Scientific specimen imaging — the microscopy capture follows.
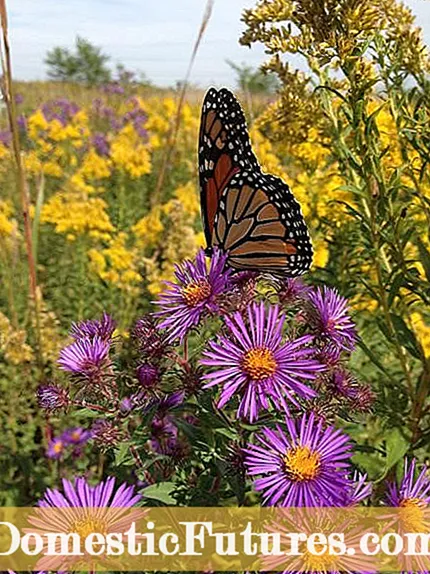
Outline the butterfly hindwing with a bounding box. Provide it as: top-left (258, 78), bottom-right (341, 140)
top-left (212, 171), bottom-right (313, 276)
top-left (198, 88), bottom-right (259, 247)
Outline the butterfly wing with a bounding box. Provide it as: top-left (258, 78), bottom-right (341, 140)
top-left (212, 170), bottom-right (313, 276)
top-left (198, 87), bottom-right (313, 276)
top-left (198, 87), bottom-right (260, 250)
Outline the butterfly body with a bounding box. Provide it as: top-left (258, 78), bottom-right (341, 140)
top-left (199, 87), bottom-right (313, 277)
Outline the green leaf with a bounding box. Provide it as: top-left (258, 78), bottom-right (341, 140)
top-left (114, 442), bottom-right (132, 466)
top-left (76, 407), bottom-right (106, 418)
top-left (142, 481), bottom-right (176, 505)
top-left (416, 236), bottom-right (430, 284)
top-left (356, 339), bottom-right (390, 376)
top-left (32, 173), bottom-right (45, 263)
top-left (388, 272), bottom-right (406, 308)
top-left (390, 313), bottom-right (422, 359)
top-left (214, 427), bottom-right (238, 440)
top-left (382, 428), bottom-right (409, 479)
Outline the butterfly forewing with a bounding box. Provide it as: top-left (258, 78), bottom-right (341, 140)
top-left (198, 87), bottom-right (313, 276)
top-left (198, 88), bottom-right (259, 247)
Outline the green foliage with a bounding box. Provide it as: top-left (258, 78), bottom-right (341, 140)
top-left (45, 36), bottom-right (111, 86)
top-left (241, 0), bottom-right (430, 460)
top-left (226, 60), bottom-right (279, 95)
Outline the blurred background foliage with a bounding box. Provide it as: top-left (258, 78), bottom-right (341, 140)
top-left (0, 0), bottom-right (429, 503)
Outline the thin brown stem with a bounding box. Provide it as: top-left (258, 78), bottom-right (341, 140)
top-left (150, 0), bottom-right (214, 207)
top-left (0, 0), bottom-right (43, 367)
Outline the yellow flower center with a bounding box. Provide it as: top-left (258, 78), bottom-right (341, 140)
top-left (242, 347), bottom-right (277, 380)
top-left (71, 516), bottom-right (108, 539)
top-left (302, 544), bottom-right (337, 572)
top-left (182, 279), bottom-right (212, 307)
top-left (399, 497), bottom-right (426, 532)
top-left (284, 446), bottom-right (321, 482)
top-left (53, 441), bottom-right (64, 454)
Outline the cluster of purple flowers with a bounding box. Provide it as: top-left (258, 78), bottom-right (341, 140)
top-left (123, 97), bottom-right (148, 139)
top-left (91, 95), bottom-right (148, 146)
top-left (0, 129), bottom-right (12, 147)
top-left (47, 427), bottom-right (92, 460)
top-left (34, 246), bottom-right (430, 532)
top-left (41, 98), bottom-right (80, 126)
top-left (91, 132), bottom-right (110, 156)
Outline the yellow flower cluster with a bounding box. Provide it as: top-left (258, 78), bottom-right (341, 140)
top-left (0, 312), bottom-right (33, 365)
top-left (88, 232), bottom-right (141, 293)
top-left (110, 125), bottom-right (151, 178)
top-left (133, 181), bottom-right (203, 294)
top-left (41, 192), bottom-right (114, 241)
top-left (31, 288), bottom-right (65, 363)
top-left (0, 201), bottom-right (16, 239)
top-left (410, 312), bottom-right (430, 358)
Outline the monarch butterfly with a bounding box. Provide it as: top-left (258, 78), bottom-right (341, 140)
top-left (198, 87), bottom-right (313, 276)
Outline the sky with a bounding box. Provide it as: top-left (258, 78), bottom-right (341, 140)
top-left (8, 0), bottom-right (430, 89)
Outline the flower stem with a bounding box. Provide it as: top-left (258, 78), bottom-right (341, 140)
top-left (0, 1), bottom-right (43, 369)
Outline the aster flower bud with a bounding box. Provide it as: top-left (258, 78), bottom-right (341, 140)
top-left (132, 316), bottom-right (166, 359)
top-left (349, 384), bottom-right (376, 413)
top-left (92, 419), bottom-right (123, 449)
top-left (277, 277), bottom-right (313, 305)
top-left (119, 397), bottom-right (133, 415)
top-left (36, 383), bottom-right (70, 412)
top-left (136, 363), bottom-right (159, 388)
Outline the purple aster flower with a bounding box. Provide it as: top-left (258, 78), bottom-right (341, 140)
top-left (46, 437), bottom-right (66, 460)
top-left (308, 287), bottom-right (358, 351)
top-left (157, 390), bottom-right (185, 412)
top-left (201, 302), bottom-right (324, 422)
top-left (137, 362), bottom-right (160, 388)
top-left (70, 312), bottom-right (116, 341)
top-left (29, 477), bottom-right (142, 570)
top-left (36, 383), bottom-right (70, 412)
top-left (385, 458), bottom-right (430, 568)
top-left (92, 98), bottom-right (115, 119)
top-left (155, 247), bottom-right (232, 342)
top-left (61, 427), bottom-right (92, 446)
top-left (58, 336), bottom-right (110, 379)
top-left (243, 412), bottom-right (353, 506)
top-left (386, 458), bottom-right (430, 508)
top-left (14, 92), bottom-right (24, 104)
top-left (343, 471), bottom-right (373, 506)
